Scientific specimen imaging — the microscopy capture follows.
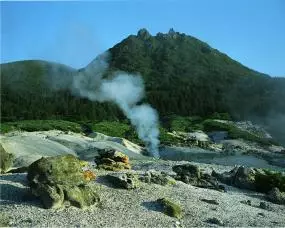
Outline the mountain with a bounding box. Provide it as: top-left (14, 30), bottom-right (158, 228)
top-left (108, 28), bottom-right (285, 119)
top-left (1, 28), bottom-right (285, 126)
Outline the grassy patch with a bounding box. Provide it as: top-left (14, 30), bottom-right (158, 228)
top-left (163, 115), bottom-right (203, 132)
top-left (159, 127), bottom-right (182, 145)
top-left (157, 197), bottom-right (183, 219)
top-left (202, 119), bottom-right (278, 146)
top-left (255, 169), bottom-right (285, 193)
top-left (92, 121), bottom-right (131, 138)
top-left (0, 120), bottom-right (82, 134)
top-left (92, 121), bottom-right (143, 144)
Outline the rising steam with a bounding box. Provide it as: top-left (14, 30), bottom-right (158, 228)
top-left (72, 52), bottom-right (160, 158)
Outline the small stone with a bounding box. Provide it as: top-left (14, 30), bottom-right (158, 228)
top-left (206, 217), bottom-right (224, 226)
top-left (200, 198), bottom-right (219, 205)
top-left (23, 218), bottom-right (33, 223)
top-left (139, 170), bottom-right (176, 186)
top-left (258, 212), bottom-right (265, 217)
top-left (240, 200), bottom-right (252, 206)
top-left (259, 202), bottom-right (269, 210)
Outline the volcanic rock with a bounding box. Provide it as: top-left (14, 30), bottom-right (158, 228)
top-left (212, 166), bottom-right (256, 190)
top-left (213, 166), bottom-right (285, 194)
top-left (27, 155), bottom-right (99, 209)
top-left (106, 172), bottom-right (139, 189)
top-left (95, 148), bottom-right (131, 171)
top-left (173, 164), bottom-right (224, 191)
top-left (267, 187), bottom-right (285, 205)
top-left (139, 170), bottom-right (176, 186)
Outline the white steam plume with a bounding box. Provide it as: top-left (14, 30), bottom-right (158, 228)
top-left (71, 52), bottom-right (160, 158)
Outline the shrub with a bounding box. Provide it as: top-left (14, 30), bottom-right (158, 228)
top-left (157, 198), bottom-right (183, 219)
top-left (255, 170), bottom-right (285, 193)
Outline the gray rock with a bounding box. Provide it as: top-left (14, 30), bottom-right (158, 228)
top-left (211, 167), bottom-right (238, 185)
top-left (106, 172), bottom-right (139, 189)
top-left (267, 187), bottom-right (285, 205)
top-left (240, 200), bottom-right (252, 206)
top-left (0, 144), bottom-right (14, 173)
top-left (139, 170), bottom-right (176, 186)
top-left (200, 198), bottom-right (219, 205)
top-left (259, 202), bottom-right (270, 210)
top-left (173, 164), bottom-right (224, 192)
top-left (206, 217), bottom-right (224, 226)
top-left (212, 166), bottom-right (256, 190)
top-left (234, 167), bottom-right (256, 190)
top-left (173, 164), bottom-right (201, 179)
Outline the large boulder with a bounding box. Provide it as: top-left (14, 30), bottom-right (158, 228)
top-left (212, 166), bottom-right (256, 190)
top-left (95, 148), bottom-right (131, 171)
top-left (233, 166), bottom-right (256, 190)
top-left (212, 166), bottom-right (285, 193)
top-left (173, 164), bottom-right (224, 191)
top-left (0, 144), bottom-right (14, 173)
top-left (27, 155), bottom-right (99, 209)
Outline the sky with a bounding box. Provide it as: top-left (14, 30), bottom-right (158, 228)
top-left (1, 0), bottom-right (285, 76)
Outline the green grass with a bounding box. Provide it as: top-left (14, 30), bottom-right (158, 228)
top-left (92, 121), bottom-right (131, 138)
top-left (157, 198), bottom-right (183, 219)
top-left (202, 119), bottom-right (278, 146)
top-left (255, 169), bottom-right (285, 193)
top-left (169, 116), bottom-right (203, 132)
top-left (0, 117), bottom-right (279, 147)
top-left (92, 121), bottom-right (144, 144)
top-left (0, 120), bottom-right (82, 134)
top-left (159, 127), bottom-right (182, 145)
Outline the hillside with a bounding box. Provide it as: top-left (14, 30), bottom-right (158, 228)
top-left (1, 60), bottom-right (123, 122)
top-left (1, 29), bottom-right (285, 141)
top-left (108, 29), bottom-right (285, 119)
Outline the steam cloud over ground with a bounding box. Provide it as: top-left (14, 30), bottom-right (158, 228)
top-left (70, 52), bottom-right (160, 157)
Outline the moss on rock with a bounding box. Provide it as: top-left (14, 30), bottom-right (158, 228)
top-left (27, 155), bottom-right (88, 186)
top-left (157, 198), bottom-right (183, 219)
top-left (27, 155), bottom-right (100, 209)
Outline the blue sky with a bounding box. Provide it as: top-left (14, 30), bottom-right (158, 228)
top-left (1, 0), bottom-right (285, 76)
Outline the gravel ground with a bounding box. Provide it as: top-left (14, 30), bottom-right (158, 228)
top-left (1, 160), bottom-right (285, 227)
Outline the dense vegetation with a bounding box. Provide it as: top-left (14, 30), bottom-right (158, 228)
top-left (255, 169), bottom-right (285, 193)
top-left (1, 117), bottom-right (277, 147)
top-left (0, 120), bottom-right (82, 133)
top-left (1, 29), bottom-right (285, 144)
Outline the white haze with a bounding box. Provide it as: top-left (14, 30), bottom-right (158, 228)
top-left (71, 52), bottom-right (160, 158)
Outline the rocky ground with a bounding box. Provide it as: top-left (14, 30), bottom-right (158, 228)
top-left (1, 159), bottom-right (285, 227)
top-left (1, 130), bottom-right (285, 227)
